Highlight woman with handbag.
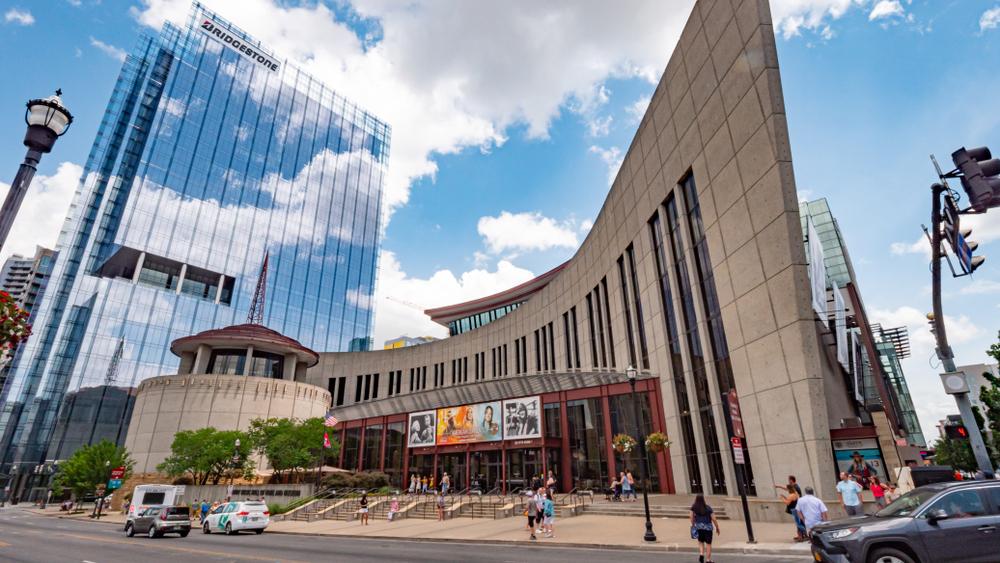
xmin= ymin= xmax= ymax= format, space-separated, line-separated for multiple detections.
xmin=781 ymin=484 xmax=806 ymax=541
xmin=690 ymin=495 xmax=720 ymax=563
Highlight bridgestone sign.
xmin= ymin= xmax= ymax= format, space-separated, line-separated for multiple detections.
xmin=200 ymin=16 xmax=280 ymax=73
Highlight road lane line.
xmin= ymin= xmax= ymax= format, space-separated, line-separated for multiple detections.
xmin=56 ymin=532 xmax=310 ymax=563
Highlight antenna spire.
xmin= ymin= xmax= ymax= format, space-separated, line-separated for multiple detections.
xmin=248 ymin=251 xmax=269 ymax=325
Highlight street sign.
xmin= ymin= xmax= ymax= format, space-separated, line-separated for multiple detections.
xmin=175 ymin=485 xmax=186 ymax=495
xmin=106 ymin=479 xmax=122 ymax=490
xmin=727 ymin=389 xmax=745 ymax=439
xmin=109 ymin=466 xmax=125 ymax=480
xmin=732 ymin=445 xmax=745 ymax=464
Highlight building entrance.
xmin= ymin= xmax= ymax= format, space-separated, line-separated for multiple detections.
xmin=506 ymin=448 xmax=542 ymax=491
xmin=469 ymin=450 xmax=502 ymax=492
xmin=408 ymin=453 xmax=433 ymax=491
xmin=438 ymin=453 xmax=467 ymax=492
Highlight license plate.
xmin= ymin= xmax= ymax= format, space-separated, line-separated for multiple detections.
xmin=250 ymin=517 xmax=259 ymax=521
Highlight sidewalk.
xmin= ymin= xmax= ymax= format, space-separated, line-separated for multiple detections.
xmin=267 ymin=514 xmax=813 ymax=556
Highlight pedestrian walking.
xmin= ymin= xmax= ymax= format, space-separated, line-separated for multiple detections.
xmin=409 ymin=474 xmax=417 ymax=495
xmin=774 ymin=475 xmax=802 ymax=497
xmin=625 ymin=470 xmax=637 ymax=502
xmin=436 ymin=491 xmax=446 ymax=521
xmin=836 ymin=472 xmax=863 ymax=516
xmin=546 ymin=470 xmax=557 ymax=496
xmin=387 ymin=496 xmax=400 ymax=522
xmin=420 ymin=474 xmax=428 ymax=494
xmin=200 ymin=499 xmax=210 ymax=523
xmin=358 ymin=493 xmax=369 ymax=525
xmin=796 ymin=487 xmax=829 ymax=537
xmin=870 ymin=477 xmax=886 ymax=508
xmin=780 ymin=484 xmax=806 ymax=541
xmin=535 ymin=488 xmax=545 ymax=535
xmin=542 ymin=491 xmax=555 ymax=538
xmin=690 ymin=495 xmax=720 ymax=563
xmin=620 ymin=471 xmax=633 ymax=502
xmin=441 ymin=472 xmax=450 ymax=495
xmin=525 ymin=491 xmax=538 ymax=540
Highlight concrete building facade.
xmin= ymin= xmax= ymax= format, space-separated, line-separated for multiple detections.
xmin=302 ymin=0 xmax=865 ymax=500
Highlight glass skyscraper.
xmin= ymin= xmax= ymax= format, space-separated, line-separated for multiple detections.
xmin=0 ymin=2 xmax=389 ymax=492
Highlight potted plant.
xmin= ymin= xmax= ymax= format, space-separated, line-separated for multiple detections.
xmin=612 ymin=433 xmax=637 ymax=454
xmin=645 ymin=432 xmax=670 ymax=453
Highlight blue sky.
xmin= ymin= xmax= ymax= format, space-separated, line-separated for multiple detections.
xmin=2 ymin=0 xmax=1000 ymax=442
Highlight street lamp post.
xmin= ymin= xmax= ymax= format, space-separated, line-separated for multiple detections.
xmin=626 ymin=365 xmax=657 ymax=543
xmin=95 ymin=460 xmax=110 ymax=520
xmin=0 ymin=91 xmax=73 ymax=252
xmin=229 ymin=438 xmax=242 ymax=499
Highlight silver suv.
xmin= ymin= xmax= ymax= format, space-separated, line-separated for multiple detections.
xmin=125 ymin=505 xmax=191 ymax=538
xmin=810 ymin=480 xmax=1000 ymax=563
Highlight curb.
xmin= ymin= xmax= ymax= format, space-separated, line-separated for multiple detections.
xmin=264 ymin=528 xmax=811 ymax=556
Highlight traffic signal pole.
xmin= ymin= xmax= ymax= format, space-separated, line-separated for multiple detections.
xmin=930 ymin=183 xmax=995 ymax=477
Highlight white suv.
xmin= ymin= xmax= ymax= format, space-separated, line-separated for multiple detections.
xmin=202 ymin=500 xmax=270 ymax=535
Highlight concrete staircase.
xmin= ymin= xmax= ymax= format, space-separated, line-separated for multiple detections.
xmin=581 ymin=501 xmax=729 ymax=519
xmin=457 ymin=499 xmax=511 ymax=519
xmin=289 ymin=498 xmax=338 ymax=522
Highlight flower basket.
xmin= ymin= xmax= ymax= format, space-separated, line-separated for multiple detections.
xmin=0 ymin=291 xmax=31 ymax=351
xmin=645 ymin=432 xmax=670 ymax=453
xmin=612 ymin=433 xmax=637 ymax=454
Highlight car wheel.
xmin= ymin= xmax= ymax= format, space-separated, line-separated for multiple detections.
xmin=225 ymin=522 xmax=235 ymax=535
xmin=254 ymin=529 xmax=264 ymax=535
xmin=179 ymin=530 xmax=189 ymax=538
xmin=868 ymin=547 xmax=917 ymax=563
xmin=147 ymin=526 xmax=158 ymax=539
xmin=124 ymin=524 xmax=134 ymax=537
xmin=203 ymin=522 xmax=211 ymax=534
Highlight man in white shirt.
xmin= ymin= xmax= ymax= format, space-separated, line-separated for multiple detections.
xmin=796 ymin=487 xmax=829 ymax=536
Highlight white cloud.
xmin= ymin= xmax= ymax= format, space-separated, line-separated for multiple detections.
xmin=4 ymin=8 xmax=34 ymax=25
xmin=769 ymin=0 xmax=863 ymax=39
xmin=889 ymin=237 xmax=929 ymax=258
xmin=579 ymin=218 xmax=594 ymax=233
xmin=89 ymin=37 xmax=126 ymax=62
xmin=980 ymin=6 xmax=1000 ymax=32
xmin=67 ymin=0 xmax=82 ymax=6
xmin=625 ymin=95 xmax=650 ymax=124
xmin=586 ymin=115 xmax=613 ymax=137
xmin=589 ymin=145 xmax=623 ymax=185
xmin=371 ymin=251 xmax=535 ymax=344
xmin=130 ymin=0 xmax=696 ymax=222
xmin=477 ymin=211 xmax=579 ymax=254
xmin=891 ymin=211 xmax=1000 ymax=260
xmin=0 ymin=162 xmax=81 ymax=263
xmin=870 ymin=305 xmax=980 ymax=352
xmin=960 ymin=279 xmax=1000 ymax=295
xmin=868 ymin=0 xmax=903 ymax=21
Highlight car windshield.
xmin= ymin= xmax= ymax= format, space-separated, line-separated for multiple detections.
xmin=166 ymin=506 xmax=189 ymax=515
xmin=875 ymin=488 xmax=939 ymax=517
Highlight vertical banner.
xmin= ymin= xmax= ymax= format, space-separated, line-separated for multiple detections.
xmin=807 ymin=215 xmax=827 ymax=317
xmin=834 ymin=282 xmax=849 ymax=369
xmin=850 ymin=332 xmax=864 ymax=403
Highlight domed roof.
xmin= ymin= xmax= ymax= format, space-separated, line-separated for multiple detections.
xmin=170 ymin=323 xmax=319 ymax=367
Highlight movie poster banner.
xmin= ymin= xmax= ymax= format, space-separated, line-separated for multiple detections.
xmin=408 ymin=410 xmax=437 ymax=448
xmin=502 ymin=396 xmax=542 ymax=440
xmin=436 ymin=401 xmax=502 ymax=445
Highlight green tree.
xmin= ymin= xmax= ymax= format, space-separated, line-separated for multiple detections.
xmin=249 ymin=417 xmax=339 ymax=480
xmin=157 ymin=428 xmax=253 ymax=485
xmin=932 ymin=437 xmax=977 ymax=471
xmin=51 ymin=440 xmax=133 ymax=497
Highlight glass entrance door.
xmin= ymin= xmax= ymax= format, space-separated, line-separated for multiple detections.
xmin=506 ymin=448 xmax=542 ymax=491
xmin=438 ymin=453 xmax=467 ymax=492
xmin=469 ymin=450 xmax=502 ymax=492
xmin=408 ymin=453 xmax=433 ymax=492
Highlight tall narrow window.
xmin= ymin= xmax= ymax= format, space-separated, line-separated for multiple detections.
xmin=593 ymin=286 xmax=608 ymax=368
xmin=492 ymin=348 xmax=497 ymax=378
xmin=409 ymin=368 xmax=415 ymax=392
xmin=452 ymin=360 xmax=457 ymax=385
xmin=601 ymin=277 xmax=616 ymax=368
xmin=475 ymin=353 xmax=480 ymax=380
xmin=387 ymin=372 xmax=395 ymax=396
xmin=586 ymin=294 xmax=598 ymax=368
xmin=618 ymin=255 xmax=638 ymax=368
xmin=535 ymin=329 xmax=542 ymax=372
xmin=463 ymin=357 xmax=468 ymax=382
xmin=396 ymin=371 xmax=402 ymax=394
xmin=356 ymin=375 xmax=364 ymax=403
xmin=627 ymin=245 xmax=650 ymax=369
xmin=327 ymin=377 xmax=337 ymax=403
xmin=336 ymin=376 xmax=346 ymax=406
xmin=371 ymin=373 xmax=380 ymax=399
xmin=563 ymin=312 xmax=573 ymax=369
xmin=681 ymin=175 xmax=754 ymax=494
xmin=666 ymin=191 xmax=726 ymax=495
xmin=503 ymin=344 xmax=508 ymax=375
xmin=520 ymin=336 xmax=527 ymax=372
xmin=515 ymin=339 xmax=521 ymax=374
xmin=571 ymin=306 xmax=581 ymax=369
xmin=548 ymin=321 xmax=556 ymax=370
xmin=422 ymin=366 xmax=427 ymax=390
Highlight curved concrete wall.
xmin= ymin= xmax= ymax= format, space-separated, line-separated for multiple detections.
xmin=124 ymin=374 xmax=330 ymax=473
xmin=305 ymin=0 xmax=844 ymax=499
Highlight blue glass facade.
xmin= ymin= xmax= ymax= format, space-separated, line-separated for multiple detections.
xmin=0 ymin=3 xmax=389 ymax=479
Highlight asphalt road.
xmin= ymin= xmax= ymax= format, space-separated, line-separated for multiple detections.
xmin=0 ymin=508 xmax=811 ymax=563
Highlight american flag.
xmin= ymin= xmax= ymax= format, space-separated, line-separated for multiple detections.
xmin=324 ymin=414 xmax=339 ymax=428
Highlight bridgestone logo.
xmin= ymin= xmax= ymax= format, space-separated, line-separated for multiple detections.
xmin=199 ymin=17 xmax=280 ymax=73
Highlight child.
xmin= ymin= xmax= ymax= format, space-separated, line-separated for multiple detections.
xmin=387 ymin=496 xmax=400 ymax=522
xmin=542 ymin=492 xmax=555 ymax=538
xmin=690 ymin=494 xmax=721 ymax=563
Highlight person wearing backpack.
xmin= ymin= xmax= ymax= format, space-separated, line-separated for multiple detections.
xmin=542 ymin=491 xmax=555 ymax=538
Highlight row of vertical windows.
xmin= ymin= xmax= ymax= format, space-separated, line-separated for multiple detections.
xmin=562 ymin=308 xmax=581 ymax=370
xmin=473 ymin=351 xmax=486 ymax=380
xmin=387 ymin=370 xmax=402 ymax=397
xmin=587 ymin=280 xmax=616 ymax=369
xmin=617 ymin=255 xmax=638 ymax=369
xmin=354 ymin=373 xmax=380 ymax=403
xmin=649 ymin=211 xmax=703 ymax=493
xmin=586 ymin=294 xmax=599 ymax=368
xmin=535 ymin=325 xmax=556 ymax=372
xmin=432 ymin=362 xmax=445 ymax=387
xmin=681 ymin=176 xmax=755 ymax=495
xmin=447 ymin=301 xmax=523 ymax=336
xmin=665 ymin=189 xmax=727 ymax=495
xmin=409 ymin=366 xmax=428 ymax=392
xmin=327 ymin=375 xmax=347 ymax=407
xmin=627 ymin=246 xmax=650 ymax=370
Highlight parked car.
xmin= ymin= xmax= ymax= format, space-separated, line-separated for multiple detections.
xmin=124 ymin=505 xmax=191 ymax=538
xmin=810 ymin=480 xmax=1000 ymax=563
xmin=202 ymin=500 xmax=270 ymax=535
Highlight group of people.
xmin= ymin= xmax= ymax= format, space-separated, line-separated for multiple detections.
xmin=408 ymin=473 xmax=449 ymax=495
xmin=608 ymin=470 xmax=637 ymax=502
xmin=773 ymin=472 xmax=904 ymax=542
xmin=524 ymin=488 xmax=556 ymax=540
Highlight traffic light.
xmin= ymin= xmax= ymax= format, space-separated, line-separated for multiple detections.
xmin=941 ymin=194 xmax=985 ymax=274
xmin=944 ymin=423 xmax=969 ymax=440
xmin=951 ymin=146 xmax=1000 ymax=212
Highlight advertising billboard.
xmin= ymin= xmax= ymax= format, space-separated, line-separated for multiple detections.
xmin=436 ymin=401 xmax=502 ymax=445
xmin=407 ymin=410 xmax=436 ymax=448
xmin=502 ymin=396 xmax=542 ymax=440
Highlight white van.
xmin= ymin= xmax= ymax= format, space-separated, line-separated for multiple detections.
xmin=128 ymin=485 xmax=180 ymax=517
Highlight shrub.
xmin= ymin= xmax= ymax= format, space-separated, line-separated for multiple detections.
xmin=321 ymin=470 xmax=390 ymax=490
